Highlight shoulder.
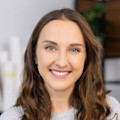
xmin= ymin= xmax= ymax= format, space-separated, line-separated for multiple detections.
xmin=106 ymin=95 xmax=120 ymax=120
xmin=0 ymin=106 xmax=24 ymax=120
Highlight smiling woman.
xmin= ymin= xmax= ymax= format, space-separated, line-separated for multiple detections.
xmin=35 ymin=19 xmax=86 ymax=93
xmin=0 ymin=8 xmax=120 ymax=120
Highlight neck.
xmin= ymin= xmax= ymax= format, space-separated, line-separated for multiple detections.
xmin=51 ymin=93 xmax=72 ymax=113
xmin=49 ymin=88 xmax=74 ymax=113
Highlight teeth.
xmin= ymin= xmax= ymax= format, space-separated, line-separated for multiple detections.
xmin=51 ymin=71 xmax=69 ymax=76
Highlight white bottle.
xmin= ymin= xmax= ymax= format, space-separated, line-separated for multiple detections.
xmin=1 ymin=61 xmax=17 ymax=111
xmin=0 ymin=51 xmax=9 ymax=112
xmin=9 ymin=36 xmax=22 ymax=64
xmin=9 ymin=36 xmax=23 ymax=95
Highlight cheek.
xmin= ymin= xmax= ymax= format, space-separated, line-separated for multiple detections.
xmin=71 ymin=57 xmax=86 ymax=81
xmin=37 ymin=52 xmax=54 ymax=69
xmin=37 ymin=54 xmax=49 ymax=77
xmin=37 ymin=54 xmax=47 ymax=67
xmin=71 ymin=56 xmax=86 ymax=69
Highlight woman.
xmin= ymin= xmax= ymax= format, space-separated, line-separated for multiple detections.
xmin=0 ymin=8 xmax=120 ymax=120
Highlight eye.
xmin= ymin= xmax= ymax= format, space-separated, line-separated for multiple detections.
xmin=45 ymin=46 xmax=55 ymax=51
xmin=70 ymin=48 xmax=80 ymax=52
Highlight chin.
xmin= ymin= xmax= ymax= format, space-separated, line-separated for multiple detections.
xmin=51 ymin=84 xmax=74 ymax=92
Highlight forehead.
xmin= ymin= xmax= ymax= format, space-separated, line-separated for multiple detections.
xmin=38 ymin=19 xmax=85 ymax=44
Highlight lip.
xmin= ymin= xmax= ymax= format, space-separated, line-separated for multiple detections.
xmin=50 ymin=69 xmax=71 ymax=79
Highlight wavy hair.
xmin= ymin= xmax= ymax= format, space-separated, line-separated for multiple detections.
xmin=15 ymin=8 xmax=110 ymax=120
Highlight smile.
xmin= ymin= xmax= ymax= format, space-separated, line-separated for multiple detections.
xmin=50 ymin=69 xmax=71 ymax=79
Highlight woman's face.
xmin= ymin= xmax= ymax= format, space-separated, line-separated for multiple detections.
xmin=36 ymin=19 xmax=86 ymax=93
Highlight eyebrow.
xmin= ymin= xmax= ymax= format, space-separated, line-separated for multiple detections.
xmin=43 ymin=40 xmax=85 ymax=47
xmin=43 ymin=40 xmax=57 ymax=45
xmin=69 ymin=43 xmax=84 ymax=47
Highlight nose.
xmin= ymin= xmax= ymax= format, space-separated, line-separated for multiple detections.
xmin=55 ymin=51 xmax=68 ymax=68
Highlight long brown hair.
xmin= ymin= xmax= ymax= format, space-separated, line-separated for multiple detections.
xmin=16 ymin=8 xmax=110 ymax=120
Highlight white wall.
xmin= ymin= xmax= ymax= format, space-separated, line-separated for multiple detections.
xmin=0 ymin=0 xmax=75 ymax=52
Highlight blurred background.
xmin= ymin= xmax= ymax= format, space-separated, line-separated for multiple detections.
xmin=76 ymin=0 xmax=120 ymax=103
xmin=0 ymin=0 xmax=120 ymax=113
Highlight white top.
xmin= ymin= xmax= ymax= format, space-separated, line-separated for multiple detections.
xmin=0 ymin=95 xmax=120 ymax=120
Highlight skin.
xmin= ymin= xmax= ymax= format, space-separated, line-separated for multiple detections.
xmin=36 ymin=19 xmax=86 ymax=113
